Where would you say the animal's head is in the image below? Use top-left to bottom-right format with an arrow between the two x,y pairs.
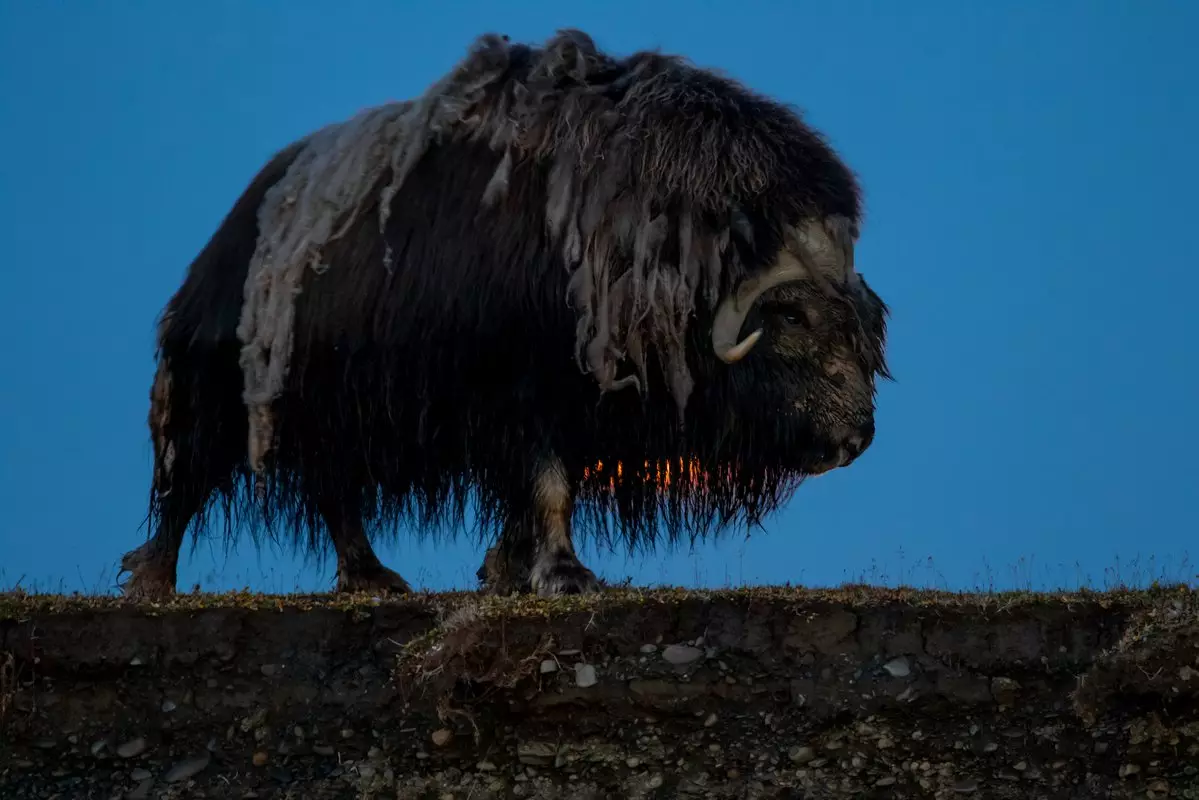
708,214 -> 890,477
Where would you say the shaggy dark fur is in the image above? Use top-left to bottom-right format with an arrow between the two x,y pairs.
120,29 -> 890,598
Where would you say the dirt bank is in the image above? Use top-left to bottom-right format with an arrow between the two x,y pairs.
2,586 -> 1198,798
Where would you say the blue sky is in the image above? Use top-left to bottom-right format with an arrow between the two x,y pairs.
1,1 -> 1196,595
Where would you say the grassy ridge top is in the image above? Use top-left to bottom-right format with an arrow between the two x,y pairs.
3,582 -> 1194,621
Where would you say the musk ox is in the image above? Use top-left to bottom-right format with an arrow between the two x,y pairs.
118,29 -> 891,599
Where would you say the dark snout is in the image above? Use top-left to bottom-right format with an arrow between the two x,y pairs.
839,420 -> 875,465
810,420 -> 875,475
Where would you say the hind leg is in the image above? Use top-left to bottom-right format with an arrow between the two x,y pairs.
479,455 -> 599,597
317,498 -> 412,594
119,489 -> 206,599
120,374 -> 203,600
120,358 -> 234,599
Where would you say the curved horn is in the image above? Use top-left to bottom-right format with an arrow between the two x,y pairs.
711,256 -> 808,363
710,217 -> 854,364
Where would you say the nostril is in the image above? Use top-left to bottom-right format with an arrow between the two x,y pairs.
842,424 -> 875,461
843,434 -> 866,459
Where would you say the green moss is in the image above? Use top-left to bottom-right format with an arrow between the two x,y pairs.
2,583 -> 1193,623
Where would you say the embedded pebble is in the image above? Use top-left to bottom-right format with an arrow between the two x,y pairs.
574,663 -> 598,688
431,728 -> 453,747
117,738 -> 146,758
130,768 -> 152,781
539,659 -> 558,674
161,699 -> 177,713
165,751 -> 211,783
662,644 -> 702,665
253,751 -> 268,767
240,708 -> 267,733
953,778 -> 979,793
883,657 -> 911,678
789,746 -> 815,764
639,644 -> 658,654
126,779 -> 153,800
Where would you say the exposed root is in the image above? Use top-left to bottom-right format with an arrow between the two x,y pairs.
394,597 -> 560,730
1072,591 -> 1199,724
0,651 -> 15,730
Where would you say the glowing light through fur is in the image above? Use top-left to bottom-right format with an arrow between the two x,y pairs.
582,458 -> 726,492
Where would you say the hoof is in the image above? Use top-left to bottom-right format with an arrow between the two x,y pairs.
477,544 -> 530,596
530,551 -> 600,597
336,563 -> 412,595
117,544 -> 177,600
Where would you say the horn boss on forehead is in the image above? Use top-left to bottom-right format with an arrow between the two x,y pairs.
712,215 -> 859,364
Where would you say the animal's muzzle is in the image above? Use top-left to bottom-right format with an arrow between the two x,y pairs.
839,421 -> 874,466
810,420 -> 875,475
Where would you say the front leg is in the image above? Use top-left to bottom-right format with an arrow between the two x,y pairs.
476,524 -> 532,596
479,456 -> 599,597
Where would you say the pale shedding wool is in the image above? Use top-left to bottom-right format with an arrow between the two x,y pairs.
237,103 -> 407,472
236,30 -> 830,472
236,42 -> 516,471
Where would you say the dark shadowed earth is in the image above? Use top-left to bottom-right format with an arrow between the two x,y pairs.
2,586 -> 1198,798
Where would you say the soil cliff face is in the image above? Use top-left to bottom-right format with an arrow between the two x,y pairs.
2,587 -> 1198,799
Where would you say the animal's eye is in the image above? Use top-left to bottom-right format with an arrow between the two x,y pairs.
778,308 -> 812,328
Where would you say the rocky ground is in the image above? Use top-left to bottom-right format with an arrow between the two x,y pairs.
2,585 -> 1198,799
